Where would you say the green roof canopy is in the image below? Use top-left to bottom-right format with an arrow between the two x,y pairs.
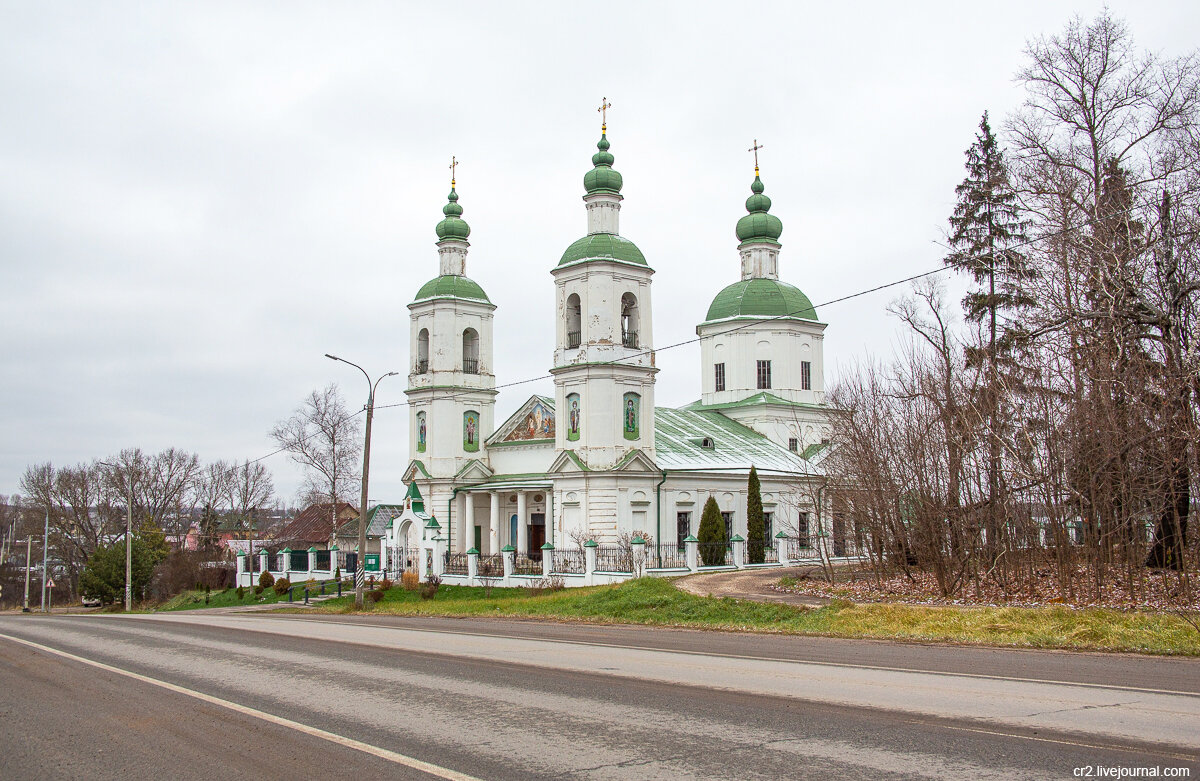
413,274 -> 492,304
704,278 -> 818,323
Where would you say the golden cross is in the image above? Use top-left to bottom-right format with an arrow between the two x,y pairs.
597,97 -> 612,131
449,155 -> 459,187
748,139 -> 764,175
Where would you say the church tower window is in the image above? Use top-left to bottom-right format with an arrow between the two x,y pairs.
714,363 -> 725,392
566,293 -> 582,348
416,329 -> 429,374
801,360 -> 811,391
621,292 -> 639,348
756,360 -> 772,389
462,328 -> 479,374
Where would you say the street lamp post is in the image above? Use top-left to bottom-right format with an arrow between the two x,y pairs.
326,354 -> 397,609
40,505 -> 49,612
99,460 -> 134,612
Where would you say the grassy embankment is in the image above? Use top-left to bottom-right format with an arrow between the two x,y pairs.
157,579 -> 344,611
297,576 -> 1200,655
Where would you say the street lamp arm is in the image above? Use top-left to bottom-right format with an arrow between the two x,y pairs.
325,353 -> 370,393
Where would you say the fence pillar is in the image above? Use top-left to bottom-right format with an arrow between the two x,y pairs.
236,551 -> 247,587
259,549 -> 270,577
501,545 -> 515,584
684,535 -> 699,571
776,531 -> 790,566
584,540 -> 598,585
329,544 -> 340,579
280,547 -> 292,580
432,535 -> 447,579
631,537 -> 646,577
731,535 -> 745,569
307,547 -> 317,575
541,542 -> 554,578
467,547 -> 479,585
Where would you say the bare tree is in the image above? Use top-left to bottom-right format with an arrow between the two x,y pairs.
270,384 -> 362,540
227,460 -> 274,551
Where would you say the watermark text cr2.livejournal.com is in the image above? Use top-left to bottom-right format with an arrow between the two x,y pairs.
1074,768 -> 1191,778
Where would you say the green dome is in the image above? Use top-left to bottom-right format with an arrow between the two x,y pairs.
584,133 -> 623,195
435,188 -> 470,241
558,233 -> 647,267
413,274 -> 491,304
704,278 -> 818,322
735,176 -> 782,246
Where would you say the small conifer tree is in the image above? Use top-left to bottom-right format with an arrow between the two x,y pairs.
697,496 -> 727,566
746,466 -> 765,564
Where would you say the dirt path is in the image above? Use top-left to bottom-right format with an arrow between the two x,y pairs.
674,566 -> 829,607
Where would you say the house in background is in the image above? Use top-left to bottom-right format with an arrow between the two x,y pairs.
335,504 -> 403,557
273,502 -> 359,551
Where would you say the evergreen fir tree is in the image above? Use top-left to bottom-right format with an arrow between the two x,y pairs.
746,466 -> 765,564
697,496 -> 726,566
944,112 -> 1035,559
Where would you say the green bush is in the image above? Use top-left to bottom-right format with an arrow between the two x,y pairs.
258,570 -> 274,589
254,585 -> 264,596
80,536 -> 161,606
698,496 -> 727,566
236,586 -> 245,600
273,577 -> 290,596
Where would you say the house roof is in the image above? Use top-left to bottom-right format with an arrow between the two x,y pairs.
654,407 -> 823,475
337,504 -> 403,538
275,502 -> 358,544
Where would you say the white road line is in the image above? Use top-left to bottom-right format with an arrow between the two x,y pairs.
0,632 -> 485,781
200,613 -> 1200,699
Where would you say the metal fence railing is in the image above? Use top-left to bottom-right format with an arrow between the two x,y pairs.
743,542 -> 777,564
594,545 -> 635,573
444,552 -> 469,575
289,550 -> 309,571
513,556 -> 541,575
649,544 -> 688,569
476,554 -> 504,578
315,550 -> 331,570
696,543 -> 730,567
551,549 -> 585,574
787,538 -> 814,560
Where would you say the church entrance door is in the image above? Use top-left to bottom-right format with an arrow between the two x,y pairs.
529,514 -> 546,560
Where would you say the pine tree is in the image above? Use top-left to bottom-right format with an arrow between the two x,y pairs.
697,496 -> 726,566
746,466 -> 765,564
944,112 -> 1034,560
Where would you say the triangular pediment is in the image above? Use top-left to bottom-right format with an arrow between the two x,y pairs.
402,459 -> 432,483
454,458 -> 495,483
487,395 -> 556,445
614,449 -> 659,473
548,449 -> 590,474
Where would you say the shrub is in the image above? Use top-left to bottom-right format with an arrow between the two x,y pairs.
236,586 -> 245,600
401,571 -> 420,591
259,570 -> 275,589
746,465 -> 765,564
420,575 -> 441,600
525,575 -> 566,596
379,578 -> 393,592
368,588 -> 385,603
698,496 -> 728,566
254,585 -> 264,596
273,577 -> 290,596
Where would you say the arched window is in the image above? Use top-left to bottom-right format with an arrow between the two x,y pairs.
462,328 -> 479,374
566,293 -> 582,349
416,328 -> 429,373
621,292 -> 638,348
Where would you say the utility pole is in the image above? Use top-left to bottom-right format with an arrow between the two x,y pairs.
325,354 -> 396,609
125,477 -> 132,611
41,505 -> 49,612
23,535 -> 31,612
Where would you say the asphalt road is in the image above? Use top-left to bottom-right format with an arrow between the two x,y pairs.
0,613 -> 1197,780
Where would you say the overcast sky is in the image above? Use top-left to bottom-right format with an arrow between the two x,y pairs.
1,1 -> 1195,504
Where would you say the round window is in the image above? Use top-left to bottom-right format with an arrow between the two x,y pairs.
534,494 -> 544,503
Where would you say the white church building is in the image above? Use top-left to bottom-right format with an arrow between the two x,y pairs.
392,122 -> 837,567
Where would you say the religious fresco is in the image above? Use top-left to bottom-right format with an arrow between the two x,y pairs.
566,393 -> 581,441
503,399 -> 555,441
463,410 -> 480,452
623,392 -> 640,440
416,411 -> 427,453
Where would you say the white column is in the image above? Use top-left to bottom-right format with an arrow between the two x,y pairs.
489,492 -> 500,555
464,493 -> 475,554
516,491 -> 528,558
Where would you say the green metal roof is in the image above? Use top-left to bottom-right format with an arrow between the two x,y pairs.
735,175 -> 782,246
654,407 -> 822,474
435,188 -> 470,241
558,233 -> 647,267
584,133 -> 623,195
703,278 -> 817,323
684,392 -> 826,411
413,274 -> 492,304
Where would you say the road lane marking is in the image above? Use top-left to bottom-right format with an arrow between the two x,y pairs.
0,632 -> 485,781
185,613 -> 1200,699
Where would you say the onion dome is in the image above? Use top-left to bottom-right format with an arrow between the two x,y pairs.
435,188 -> 471,241
583,134 -> 623,195
735,176 -> 783,246
704,278 -> 818,323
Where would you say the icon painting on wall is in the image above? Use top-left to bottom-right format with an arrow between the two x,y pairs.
416,411 -> 427,453
623,392 -> 640,440
502,399 -> 555,442
566,393 -> 581,441
463,410 -> 480,452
